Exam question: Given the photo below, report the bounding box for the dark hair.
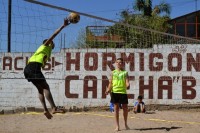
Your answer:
[43,39,54,45]
[43,39,48,44]
[138,95,143,100]
[116,58,123,62]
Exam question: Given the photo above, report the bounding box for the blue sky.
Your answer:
[39,0,199,19]
[0,0,199,52]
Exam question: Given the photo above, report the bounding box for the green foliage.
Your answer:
[77,0,172,48]
[105,0,172,48]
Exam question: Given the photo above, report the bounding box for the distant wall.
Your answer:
[0,44,200,109]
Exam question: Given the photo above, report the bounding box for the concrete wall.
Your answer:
[0,44,200,110]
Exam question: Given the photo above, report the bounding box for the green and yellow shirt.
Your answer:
[28,44,52,67]
[112,69,128,94]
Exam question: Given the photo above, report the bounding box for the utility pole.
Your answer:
[8,0,12,52]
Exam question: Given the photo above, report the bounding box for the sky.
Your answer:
[0,0,200,52]
[38,0,200,20]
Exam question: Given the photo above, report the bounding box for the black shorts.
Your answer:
[110,92,128,104]
[24,62,46,83]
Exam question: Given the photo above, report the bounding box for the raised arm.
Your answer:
[44,19,69,46]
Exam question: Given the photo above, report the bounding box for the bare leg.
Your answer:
[122,104,129,130]
[114,103,120,131]
[38,89,48,111]
[32,81,53,119]
[43,89,64,114]
[43,88,56,108]
[39,81,65,114]
[140,103,143,112]
[141,104,145,113]
[133,106,137,114]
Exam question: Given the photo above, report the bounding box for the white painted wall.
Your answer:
[0,44,200,110]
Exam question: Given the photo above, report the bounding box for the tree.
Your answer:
[106,0,172,48]
[134,0,171,17]
[73,29,87,48]
[134,0,152,16]
[76,0,172,48]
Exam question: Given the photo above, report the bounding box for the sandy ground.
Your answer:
[0,110,200,133]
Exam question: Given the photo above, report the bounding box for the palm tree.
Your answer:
[134,0,171,16]
[108,0,172,48]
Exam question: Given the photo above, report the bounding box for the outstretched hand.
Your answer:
[63,19,69,26]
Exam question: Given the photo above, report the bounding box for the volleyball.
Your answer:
[68,12,80,24]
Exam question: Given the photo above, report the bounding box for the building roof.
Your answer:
[169,10,200,21]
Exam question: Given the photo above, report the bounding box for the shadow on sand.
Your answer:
[134,126,182,131]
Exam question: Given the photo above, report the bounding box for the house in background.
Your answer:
[85,11,200,48]
[168,10,200,40]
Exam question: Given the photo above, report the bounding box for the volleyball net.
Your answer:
[0,0,199,53]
